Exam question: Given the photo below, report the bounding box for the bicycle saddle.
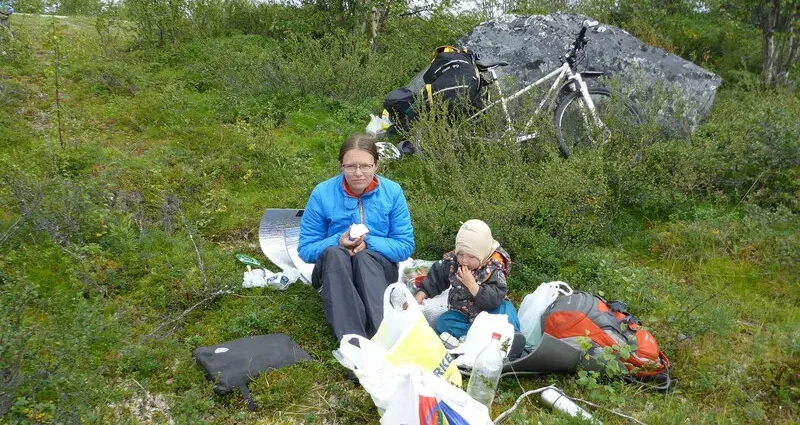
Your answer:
[476,60,509,71]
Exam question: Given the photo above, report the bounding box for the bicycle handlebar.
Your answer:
[563,24,590,69]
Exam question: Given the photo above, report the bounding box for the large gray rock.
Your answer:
[410,13,721,136]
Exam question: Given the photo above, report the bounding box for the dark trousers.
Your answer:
[312,246,398,341]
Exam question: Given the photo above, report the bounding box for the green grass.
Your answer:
[0,10,798,425]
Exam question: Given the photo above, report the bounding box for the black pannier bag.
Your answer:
[383,87,418,137]
[193,333,312,410]
[422,46,483,115]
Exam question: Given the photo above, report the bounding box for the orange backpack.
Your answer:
[542,291,672,390]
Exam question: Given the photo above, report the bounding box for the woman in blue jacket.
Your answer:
[298,135,415,341]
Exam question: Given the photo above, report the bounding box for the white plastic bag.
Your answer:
[421,287,450,327]
[397,259,436,290]
[283,227,314,285]
[366,113,392,137]
[333,335,405,411]
[376,141,401,160]
[370,283,424,347]
[381,367,494,425]
[450,311,515,368]
[518,281,573,348]
[395,259,447,326]
[241,266,300,289]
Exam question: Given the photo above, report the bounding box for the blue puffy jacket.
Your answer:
[298,174,415,263]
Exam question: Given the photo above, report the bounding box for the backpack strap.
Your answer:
[623,353,674,393]
[604,298,643,327]
[606,299,627,313]
[424,84,433,107]
[239,384,258,411]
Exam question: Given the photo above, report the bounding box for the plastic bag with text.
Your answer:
[381,367,494,425]
[333,284,461,412]
[370,283,462,387]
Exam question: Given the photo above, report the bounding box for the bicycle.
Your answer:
[470,20,644,158]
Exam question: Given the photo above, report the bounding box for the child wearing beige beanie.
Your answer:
[414,220,522,352]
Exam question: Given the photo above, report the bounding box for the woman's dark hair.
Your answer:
[339,134,379,164]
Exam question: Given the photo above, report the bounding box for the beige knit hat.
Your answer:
[454,219,500,264]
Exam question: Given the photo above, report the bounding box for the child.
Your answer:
[414,219,522,351]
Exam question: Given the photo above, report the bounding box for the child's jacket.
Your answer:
[418,247,511,321]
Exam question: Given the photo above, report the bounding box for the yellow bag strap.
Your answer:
[433,45,460,54]
[430,45,464,63]
[424,84,433,106]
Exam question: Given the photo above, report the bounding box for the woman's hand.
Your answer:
[456,265,480,296]
[339,232,366,256]
[339,232,363,248]
[350,240,367,256]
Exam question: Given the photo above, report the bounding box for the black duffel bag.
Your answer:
[193,333,312,410]
[383,87,418,137]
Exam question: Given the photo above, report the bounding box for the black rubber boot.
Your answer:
[508,332,526,360]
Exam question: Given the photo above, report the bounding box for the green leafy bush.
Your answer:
[399,103,616,262]
[694,92,800,211]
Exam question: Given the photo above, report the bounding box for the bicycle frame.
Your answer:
[469,48,604,143]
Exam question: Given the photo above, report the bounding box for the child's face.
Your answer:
[456,252,481,270]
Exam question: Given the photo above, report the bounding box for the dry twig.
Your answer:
[168,195,208,287]
[0,216,23,246]
[143,195,235,339]
[144,288,233,340]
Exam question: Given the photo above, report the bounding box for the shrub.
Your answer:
[695,91,800,211]
[396,102,616,261]
[72,59,140,97]
[0,28,33,68]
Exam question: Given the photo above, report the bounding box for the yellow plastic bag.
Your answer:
[372,283,462,387]
[333,284,461,412]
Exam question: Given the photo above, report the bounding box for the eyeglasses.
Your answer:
[341,163,376,174]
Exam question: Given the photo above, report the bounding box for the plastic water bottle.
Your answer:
[467,332,504,408]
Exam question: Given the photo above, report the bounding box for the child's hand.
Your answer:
[456,265,478,292]
[414,291,427,305]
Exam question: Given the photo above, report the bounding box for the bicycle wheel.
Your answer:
[554,87,643,158]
